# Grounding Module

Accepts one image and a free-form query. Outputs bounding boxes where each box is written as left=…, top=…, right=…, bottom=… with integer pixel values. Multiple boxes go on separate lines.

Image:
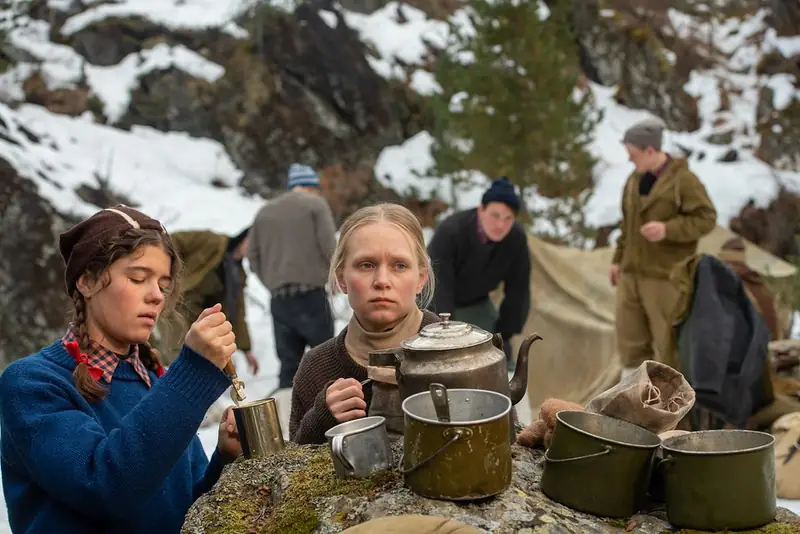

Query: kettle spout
left=508, top=332, right=543, bottom=406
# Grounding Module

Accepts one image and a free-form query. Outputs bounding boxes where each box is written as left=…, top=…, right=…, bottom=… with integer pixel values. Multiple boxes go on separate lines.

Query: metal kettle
left=369, top=313, right=542, bottom=406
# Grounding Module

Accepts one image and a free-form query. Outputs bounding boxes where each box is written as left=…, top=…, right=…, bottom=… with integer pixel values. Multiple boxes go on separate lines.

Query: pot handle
left=400, top=427, right=472, bottom=475
left=544, top=444, right=612, bottom=463
left=658, top=455, right=675, bottom=469
left=331, top=435, right=354, bottom=474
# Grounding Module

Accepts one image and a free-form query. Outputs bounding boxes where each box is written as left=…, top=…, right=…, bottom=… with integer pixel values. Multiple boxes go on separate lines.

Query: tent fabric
left=503, top=225, right=797, bottom=416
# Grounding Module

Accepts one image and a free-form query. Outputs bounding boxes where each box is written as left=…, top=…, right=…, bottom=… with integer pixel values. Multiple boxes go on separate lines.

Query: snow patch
left=57, top=0, right=257, bottom=39
left=86, top=43, right=225, bottom=123
left=0, top=102, right=258, bottom=232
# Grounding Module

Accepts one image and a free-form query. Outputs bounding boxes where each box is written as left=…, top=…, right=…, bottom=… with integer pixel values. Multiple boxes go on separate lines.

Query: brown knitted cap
left=59, top=205, right=167, bottom=296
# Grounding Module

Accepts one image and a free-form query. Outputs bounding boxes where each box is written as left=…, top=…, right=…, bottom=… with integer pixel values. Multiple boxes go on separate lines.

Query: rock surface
left=756, top=87, right=800, bottom=173
left=729, top=190, right=800, bottom=261
left=566, top=0, right=701, bottom=132
left=49, top=3, right=420, bottom=222
left=0, top=157, right=75, bottom=367
left=182, top=441, right=799, bottom=534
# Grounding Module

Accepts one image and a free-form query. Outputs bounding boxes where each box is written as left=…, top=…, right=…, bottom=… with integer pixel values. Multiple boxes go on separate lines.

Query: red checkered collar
left=62, top=324, right=153, bottom=387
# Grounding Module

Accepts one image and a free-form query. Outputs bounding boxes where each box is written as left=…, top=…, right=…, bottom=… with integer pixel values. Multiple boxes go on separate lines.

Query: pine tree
left=429, top=0, right=602, bottom=238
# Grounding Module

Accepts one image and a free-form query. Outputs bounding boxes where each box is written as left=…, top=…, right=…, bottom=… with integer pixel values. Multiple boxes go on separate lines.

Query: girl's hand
left=325, top=378, right=367, bottom=423
left=185, top=303, right=237, bottom=369
left=217, top=407, right=242, bottom=463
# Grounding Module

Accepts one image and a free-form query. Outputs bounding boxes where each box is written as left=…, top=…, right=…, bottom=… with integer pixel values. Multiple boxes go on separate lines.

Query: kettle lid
left=401, top=313, right=492, bottom=351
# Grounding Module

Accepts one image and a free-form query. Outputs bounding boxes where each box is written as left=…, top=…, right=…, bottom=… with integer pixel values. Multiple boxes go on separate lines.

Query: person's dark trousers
left=270, top=286, right=334, bottom=389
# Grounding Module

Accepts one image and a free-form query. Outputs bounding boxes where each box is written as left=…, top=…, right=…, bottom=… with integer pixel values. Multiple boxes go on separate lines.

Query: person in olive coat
left=610, top=118, right=717, bottom=372
left=160, top=228, right=259, bottom=375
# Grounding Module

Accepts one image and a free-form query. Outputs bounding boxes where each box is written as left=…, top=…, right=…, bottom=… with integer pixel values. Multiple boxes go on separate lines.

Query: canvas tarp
left=504, top=225, right=798, bottom=416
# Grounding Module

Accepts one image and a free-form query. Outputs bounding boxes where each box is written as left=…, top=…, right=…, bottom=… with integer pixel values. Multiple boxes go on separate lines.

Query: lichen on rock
left=182, top=442, right=799, bottom=534
left=756, top=87, right=800, bottom=173
left=183, top=444, right=402, bottom=534
left=568, top=0, right=701, bottom=132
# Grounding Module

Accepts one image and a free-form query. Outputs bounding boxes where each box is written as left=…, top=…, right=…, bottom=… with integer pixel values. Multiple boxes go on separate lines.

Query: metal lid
left=401, top=313, right=492, bottom=351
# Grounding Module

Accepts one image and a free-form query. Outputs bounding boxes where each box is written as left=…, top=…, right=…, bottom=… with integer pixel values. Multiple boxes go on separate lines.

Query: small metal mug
left=232, top=397, right=285, bottom=458
left=324, top=416, right=392, bottom=479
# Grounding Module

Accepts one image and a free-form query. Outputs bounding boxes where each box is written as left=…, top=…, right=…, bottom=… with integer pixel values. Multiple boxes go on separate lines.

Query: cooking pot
left=660, top=429, right=776, bottom=531
left=541, top=410, right=661, bottom=518
left=401, top=386, right=512, bottom=501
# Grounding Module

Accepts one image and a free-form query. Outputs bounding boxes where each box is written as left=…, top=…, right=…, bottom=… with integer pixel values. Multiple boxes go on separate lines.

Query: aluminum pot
left=660, top=429, right=776, bottom=531
left=541, top=411, right=661, bottom=518
left=401, top=387, right=511, bottom=501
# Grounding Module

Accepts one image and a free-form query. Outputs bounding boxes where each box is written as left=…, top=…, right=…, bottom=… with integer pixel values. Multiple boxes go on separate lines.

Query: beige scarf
left=345, top=307, right=424, bottom=382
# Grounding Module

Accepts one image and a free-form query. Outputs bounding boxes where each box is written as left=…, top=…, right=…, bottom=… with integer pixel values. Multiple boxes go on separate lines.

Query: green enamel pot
left=541, top=410, right=661, bottom=518
left=660, top=429, right=776, bottom=531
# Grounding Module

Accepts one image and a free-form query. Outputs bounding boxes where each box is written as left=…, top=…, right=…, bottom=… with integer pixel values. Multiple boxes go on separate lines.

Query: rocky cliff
left=36, top=1, right=419, bottom=220
left=0, top=156, right=76, bottom=365
left=181, top=440, right=800, bottom=534
left=2, top=0, right=800, bottom=365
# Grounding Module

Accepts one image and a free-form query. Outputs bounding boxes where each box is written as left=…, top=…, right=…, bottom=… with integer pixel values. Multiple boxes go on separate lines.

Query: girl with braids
left=0, top=205, right=243, bottom=534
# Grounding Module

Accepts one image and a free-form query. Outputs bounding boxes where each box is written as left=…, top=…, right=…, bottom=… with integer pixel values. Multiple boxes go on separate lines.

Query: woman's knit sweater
left=0, top=341, right=232, bottom=534
left=290, top=310, right=440, bottom=444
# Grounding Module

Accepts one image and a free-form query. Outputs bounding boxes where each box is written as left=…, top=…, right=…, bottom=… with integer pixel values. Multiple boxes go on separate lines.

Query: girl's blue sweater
left=0, top=341, right=232, bottom=533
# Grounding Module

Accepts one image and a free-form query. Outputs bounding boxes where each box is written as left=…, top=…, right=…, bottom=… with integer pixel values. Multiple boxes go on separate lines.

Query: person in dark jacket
left=427, top=177, right=531, bottom=365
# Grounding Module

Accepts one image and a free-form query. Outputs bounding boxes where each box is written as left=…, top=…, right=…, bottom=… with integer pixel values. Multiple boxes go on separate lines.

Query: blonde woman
left=289, top=203, right=440, bottom=444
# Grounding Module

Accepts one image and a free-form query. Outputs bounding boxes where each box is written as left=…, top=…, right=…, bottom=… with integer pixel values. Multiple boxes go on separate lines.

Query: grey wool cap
left=622, top=118, right=666, bottom=151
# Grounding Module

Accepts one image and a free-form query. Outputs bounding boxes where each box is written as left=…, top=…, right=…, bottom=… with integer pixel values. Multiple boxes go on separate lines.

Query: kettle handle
left=368, top=347, right=401, bottom=368
left=492, top=333, right=504, bottom=350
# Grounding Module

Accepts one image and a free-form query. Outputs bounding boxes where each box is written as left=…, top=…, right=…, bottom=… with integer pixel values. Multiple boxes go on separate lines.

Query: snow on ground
left=361, top=3, right=800, bottom=235
left=585, top=7, right=800, bottom=229
left=0, top=102, right=261, bottom=232
left=85, top=43, right=225, bottom=123
left=6, top=0, right=800, bottom=234
left=1, top=16, right=226, bottom=124
left=54, top=0, right=260, bottom=38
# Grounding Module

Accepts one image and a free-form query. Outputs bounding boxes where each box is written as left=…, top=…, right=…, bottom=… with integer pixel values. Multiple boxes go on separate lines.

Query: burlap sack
left=585, top=360, right=696, bottom=434
left=341, top=515, right=481, bottom=534
left=774, top=412, right=800, bottom=500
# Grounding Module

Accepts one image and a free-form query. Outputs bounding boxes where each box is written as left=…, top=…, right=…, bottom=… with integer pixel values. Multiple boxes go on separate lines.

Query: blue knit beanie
left=287, top=163, right=320, bottom=189
left=481, top=177, right=520, bottom=212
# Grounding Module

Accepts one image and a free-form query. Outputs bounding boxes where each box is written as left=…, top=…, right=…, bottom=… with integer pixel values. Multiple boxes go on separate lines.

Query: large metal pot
left=660, top=429, right=776, bottom=531
left=541, top=411, right=662, bottom=518
left=401, top=387, right=512, bottom=501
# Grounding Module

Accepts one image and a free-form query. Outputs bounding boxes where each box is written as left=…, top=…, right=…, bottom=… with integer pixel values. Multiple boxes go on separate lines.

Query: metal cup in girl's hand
left=232, top=397, right=285, bottom=459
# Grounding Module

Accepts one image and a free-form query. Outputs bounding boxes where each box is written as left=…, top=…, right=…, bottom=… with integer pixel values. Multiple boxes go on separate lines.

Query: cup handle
left=331, top=435, right=354, bottom=473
